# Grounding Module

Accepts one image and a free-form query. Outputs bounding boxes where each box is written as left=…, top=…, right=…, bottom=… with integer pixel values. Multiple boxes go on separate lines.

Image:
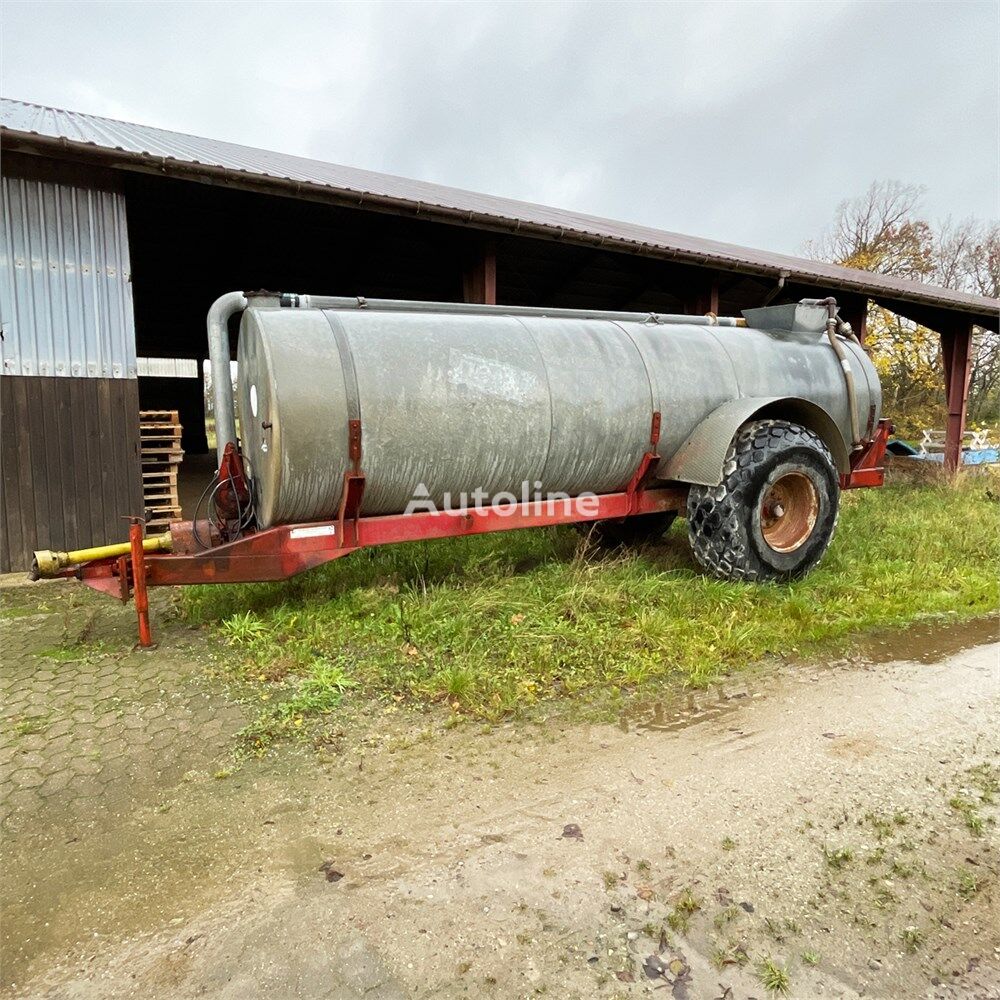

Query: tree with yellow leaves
left=806, top=182, right=998, bottom=440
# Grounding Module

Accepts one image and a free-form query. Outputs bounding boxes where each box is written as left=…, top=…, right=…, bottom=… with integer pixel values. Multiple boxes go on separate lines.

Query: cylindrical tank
left=236, top=304, right=878, bottom=528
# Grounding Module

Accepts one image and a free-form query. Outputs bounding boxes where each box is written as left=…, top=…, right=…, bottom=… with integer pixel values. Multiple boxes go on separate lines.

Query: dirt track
left=2, top=589, right=998, bottom=999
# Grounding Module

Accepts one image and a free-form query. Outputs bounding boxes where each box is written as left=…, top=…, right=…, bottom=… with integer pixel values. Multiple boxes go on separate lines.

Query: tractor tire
left=686, top=419, right=840, bottom=582
left=581, top=511, right=677, bottom=549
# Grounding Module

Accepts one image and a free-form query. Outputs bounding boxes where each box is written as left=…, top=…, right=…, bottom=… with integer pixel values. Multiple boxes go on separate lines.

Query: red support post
left=940, top=323, right=973, bottom=474
left=854, top=307, right=868, bottom=347
left=463, top=239, right=497, bottom=305
left=839, top=297, right=869, bottom=347
left=129, top=519, right=153, bottom=647
left=685, top=277, right=719, bottom=316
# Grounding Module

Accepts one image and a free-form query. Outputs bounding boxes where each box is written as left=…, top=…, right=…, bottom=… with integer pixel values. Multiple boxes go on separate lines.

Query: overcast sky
left=2, top=1, right=997, bottom=255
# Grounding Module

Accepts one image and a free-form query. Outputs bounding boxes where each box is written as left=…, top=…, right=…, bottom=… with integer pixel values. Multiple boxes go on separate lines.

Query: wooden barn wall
left=1, top=376, right=142, bottom=572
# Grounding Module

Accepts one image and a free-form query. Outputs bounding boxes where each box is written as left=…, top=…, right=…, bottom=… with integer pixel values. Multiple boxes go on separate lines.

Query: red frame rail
left=56, top=419, right=890, bottom=647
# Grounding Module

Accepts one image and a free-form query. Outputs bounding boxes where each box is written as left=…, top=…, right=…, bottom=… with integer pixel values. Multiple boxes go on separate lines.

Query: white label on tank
left=289, top=525, right=337, bottom=539
left=249, top=384, right=258, bottom=417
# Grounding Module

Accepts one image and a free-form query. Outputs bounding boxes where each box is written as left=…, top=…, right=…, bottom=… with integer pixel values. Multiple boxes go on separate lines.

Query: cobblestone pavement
left=0, top=579, right=244, bottom=835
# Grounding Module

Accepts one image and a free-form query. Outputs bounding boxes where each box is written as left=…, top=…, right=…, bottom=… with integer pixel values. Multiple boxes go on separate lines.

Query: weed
left=822, top=845, right=854, bottom=870
left=602, top=871, right=619, bottom=891
left=721, top=836, right=736, bottom=851
left=713, top=905, right=740, bottom=930
left=756, top=956, right=791, bottom=995
left=675, top=888, right=701, bottom=914
left=949, top=794, right=985, bottom=836
left=889, top=859, right=917, bottom=879
left=635, top=859, right=651, bottom=875
left=711, top=944, right=751, bottom=971
left=967, top=762, right=1000, bottom=805
left=13, top=715, right=50, bottom=737
left=957, top=868, right=982, bottom=900
left=235, top=657, right=356, bottom=752
left=764, top=917, right=786, bottom=942
left=901, top=926, right=925, bottom=953
left=665, top=888, right=700, bottom=934
left=864, top=812, right=895, bottom=840
left=866, top=847, right=886, bottom=866
left=713, top=943, right=750, bottom=969
left=801, top=950, right=820, bottom=966
left=35, top=646, right=86, bottom=663
left=870, top=880, right=897, bottom=911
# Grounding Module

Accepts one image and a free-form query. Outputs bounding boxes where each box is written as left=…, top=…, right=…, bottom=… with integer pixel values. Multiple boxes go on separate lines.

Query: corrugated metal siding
left=0, top=171, right=136, bottom=378
left=136, top=356, right=198, bottom=378
left=1, top=97, right=995, bottom=319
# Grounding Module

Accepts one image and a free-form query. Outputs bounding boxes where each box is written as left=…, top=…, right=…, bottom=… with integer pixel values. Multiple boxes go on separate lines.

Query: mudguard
left=661, top=396, right=850, bottom=487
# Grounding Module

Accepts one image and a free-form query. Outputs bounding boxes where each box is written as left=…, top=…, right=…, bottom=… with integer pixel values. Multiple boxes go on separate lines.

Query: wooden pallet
left=140, top=410, right=180, bottom=424
left=140, top=409, right=183, bottom=522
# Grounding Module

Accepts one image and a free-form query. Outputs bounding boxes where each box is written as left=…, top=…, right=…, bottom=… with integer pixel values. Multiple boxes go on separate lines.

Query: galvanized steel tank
left=236, top=302, right=879, bottom=528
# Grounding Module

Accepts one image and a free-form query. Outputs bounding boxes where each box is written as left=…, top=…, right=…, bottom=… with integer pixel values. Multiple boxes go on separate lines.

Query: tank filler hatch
left=741, top=302, right=832, bottom=334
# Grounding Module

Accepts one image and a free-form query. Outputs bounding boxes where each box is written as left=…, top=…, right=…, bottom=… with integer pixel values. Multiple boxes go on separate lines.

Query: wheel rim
left=760, top=471, right=819, bottom=553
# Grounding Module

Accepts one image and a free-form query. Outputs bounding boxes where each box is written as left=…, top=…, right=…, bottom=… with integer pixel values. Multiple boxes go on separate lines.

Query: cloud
left=2, top=0, right=996, bottom=253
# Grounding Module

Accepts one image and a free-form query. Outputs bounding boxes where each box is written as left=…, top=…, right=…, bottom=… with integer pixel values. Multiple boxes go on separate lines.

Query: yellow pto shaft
left=32, top=532, right=173, bottom=578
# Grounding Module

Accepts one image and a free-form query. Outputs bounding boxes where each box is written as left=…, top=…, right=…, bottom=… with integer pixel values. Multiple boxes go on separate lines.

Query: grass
left=181, top=479, right=999, bottom=739
left=755, top=956, right=791, bottom=995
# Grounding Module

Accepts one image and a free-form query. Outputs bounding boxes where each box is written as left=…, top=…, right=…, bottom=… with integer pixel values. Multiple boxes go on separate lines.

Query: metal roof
left=2, top=97, right=996, bottom=323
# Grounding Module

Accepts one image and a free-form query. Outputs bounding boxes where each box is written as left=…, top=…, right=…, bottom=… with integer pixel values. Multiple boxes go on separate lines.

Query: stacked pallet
left=140, top=410, right=183, bottom=528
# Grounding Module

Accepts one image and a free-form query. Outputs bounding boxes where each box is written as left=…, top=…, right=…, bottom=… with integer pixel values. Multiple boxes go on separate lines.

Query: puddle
left=620, top=614, right=998, bottom=734
left=1, top=753, right=313, bottom=993
left=845, top=613, right=999, bottom=663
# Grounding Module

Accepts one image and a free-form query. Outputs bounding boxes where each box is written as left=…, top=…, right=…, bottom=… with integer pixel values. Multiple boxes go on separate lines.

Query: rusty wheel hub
left=760, top=471, right=819, bottom=553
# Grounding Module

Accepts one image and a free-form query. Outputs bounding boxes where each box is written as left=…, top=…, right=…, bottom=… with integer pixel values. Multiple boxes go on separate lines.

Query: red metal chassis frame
left=65, top=419, right=891, bottom=646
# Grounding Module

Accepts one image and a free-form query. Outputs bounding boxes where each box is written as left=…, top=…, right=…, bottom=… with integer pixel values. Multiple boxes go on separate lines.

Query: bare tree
left=807, top=183, right=999, bottom=437
left=804, top=181, right=934, bottom=281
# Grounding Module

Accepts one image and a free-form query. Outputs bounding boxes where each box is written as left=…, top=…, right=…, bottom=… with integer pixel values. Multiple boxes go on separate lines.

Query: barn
left=1, top=97, right=996, bottom=572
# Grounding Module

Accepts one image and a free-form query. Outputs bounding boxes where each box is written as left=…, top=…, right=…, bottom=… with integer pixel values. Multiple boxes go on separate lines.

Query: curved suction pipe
left=207, top=291, right=248, bottom=465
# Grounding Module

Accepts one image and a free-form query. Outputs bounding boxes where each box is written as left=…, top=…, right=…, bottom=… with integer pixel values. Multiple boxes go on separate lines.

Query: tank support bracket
left=338, top=472, right=367, bottom=548
left=623, top=410, right=663, bottom=514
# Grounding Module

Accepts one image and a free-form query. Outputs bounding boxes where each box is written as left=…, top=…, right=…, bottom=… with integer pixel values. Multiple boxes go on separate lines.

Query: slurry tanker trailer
left=33, top=292, right=888, bottom=645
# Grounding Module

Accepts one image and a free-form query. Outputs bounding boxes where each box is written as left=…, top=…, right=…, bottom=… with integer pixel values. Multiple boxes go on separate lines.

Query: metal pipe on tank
left=277, top=293, right=748, bottom=328
left=207, top=291, right=248, bottom=465
left=803, top=297, right=862, bottom=448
